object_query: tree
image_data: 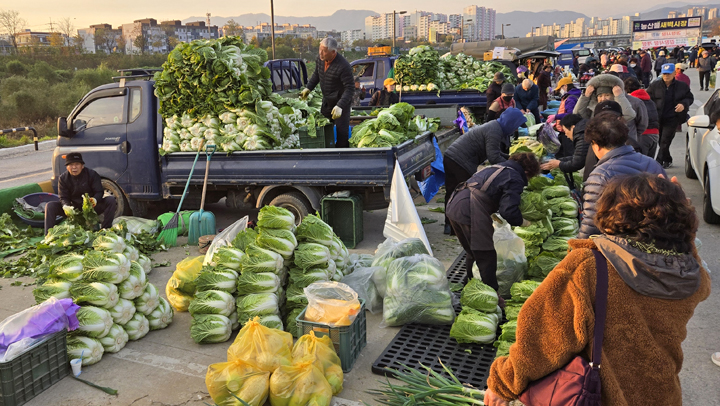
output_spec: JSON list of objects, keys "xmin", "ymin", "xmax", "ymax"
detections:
[
  {"xmin": 57, "ymin": 17, "xmax": 74, "ymax": 46},
  {"xmin": 132, "ymin": 28, "xmax": 147, "ymax": 54},
  {"xmin": 94, "ymin": 28, "xmax": 116, "ymax": 53},
  {"xmin": 115, "ymin": 35, "xmax": 126, "ymax": 54},
  {"xmin": 49, "ymin": 32, "xmax": 64, "ymax": 47},
  {"xmin": 0, "ymin": 9, "xmax": 27, "ymax": 52},
  {"xmin": 224, "ymin": 19, "xmax": 243, "ymax": 37}
]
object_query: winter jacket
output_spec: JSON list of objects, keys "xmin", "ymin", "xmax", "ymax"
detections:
[
  {"xmin": 697, "ymin": 55, "xmax": 717, "ymax": 72},
  {"xmin": 654, "ymin": 56, "xmax": 667, "ymax": 71},
  {"xmin": 488, "ymin": 237, "xmax": 710, "ymax": 405},
  {"xmin": 625, "ymin": 94, "xmax": 649, "ymax": 142},
  {"xmin": 514, "ymin": 84, "xmax": 539, "ymax": 111},
  {"xmin": 578, "ymin": 145, "xmax": 666, "ymax": 238},
  {"xmin": 486, "ymin": 81, "xmax": 503, "ymax": 107},
  {"xmin": 369, "ymin": 89, "xmax": 399, "ymax": 106},
  {"xmin": 640, "ymin": 53, "xmax": 652, "ymax": 73},
  {"xmin": 558, "ymin": 119, "xmax": 589, "ymax": 173},
  {"xmin": 572, "ymin": 75, "xmax": 636, "ymax": 124},
  {"xmin": 676, "ymin": 71, "xmax": 691, "ymax": 86},
  {"xmin": 537, "ymin": 72, "xmax": 552, "ymax": 107},
  {"xmin": 554, "ymin": 88, "xmax": 582, "ymax": 121},
  {"xmin": 689, "ymin": 48, "xmax": 698, "ymax": 61},
  {"xmin": 445, "ymin": 108, "xmax": 526, "ymax": 175},
  {"xmin": 630, "ymin": 89, "xmax": 659, "ymax": 135},
  {"xmin": 307, "ymin": 53, "xmax": 355, "ymax": 117},
  {"xmin": 58, "ymin": 167, "xmax": 104, "ymax": 209},
  {"xmin": 647, "ymin": 78, "xmax": 694, "ymax": 126}
]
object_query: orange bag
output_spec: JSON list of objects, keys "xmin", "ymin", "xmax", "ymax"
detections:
[
  {"xmin": 269, "ymin": 361, "xmax": 332, "ymax": 406},
  {"xmin": 291, "ymin": 331, "xmax": 343, "ymax": 395},
  {"xmin": 227, "ymin": 316, "xmax": 293, "ymax": 373},
  {"xmin": 205, "ymin": 359, "xmax": 270, "ymax": 406}
]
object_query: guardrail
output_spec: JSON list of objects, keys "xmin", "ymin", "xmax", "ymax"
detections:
[{"xmin": 0, "ymin": 127, "xmax": 38, "ymax": 150}]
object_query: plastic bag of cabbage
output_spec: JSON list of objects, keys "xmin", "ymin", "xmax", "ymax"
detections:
[
  {"xmin": 371, "ymin": 238, "xmax": 430, "ymax": 298},
  {"xmin": 382, "ymin": 254, "xmax": 455, "ymax": 326}
]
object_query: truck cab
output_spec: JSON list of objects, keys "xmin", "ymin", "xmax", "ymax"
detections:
[{"xmin": 351, "ymin": 55, "xmax": 397, "ymax": 96}]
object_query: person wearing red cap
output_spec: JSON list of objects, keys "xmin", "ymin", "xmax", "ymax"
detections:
[{"xmin": 44, "ymin": 152, "xmax": 117, "ymax": 234}]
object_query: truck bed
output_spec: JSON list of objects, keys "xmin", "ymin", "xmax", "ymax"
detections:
[{"xmin": 361, "ymin": 89, "xmax": 487, "ymax": 108}]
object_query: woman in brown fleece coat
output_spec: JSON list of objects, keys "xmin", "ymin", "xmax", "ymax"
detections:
[{"xmin": 484, "ymin": 174, "xmax": 711, "ymax": 406}]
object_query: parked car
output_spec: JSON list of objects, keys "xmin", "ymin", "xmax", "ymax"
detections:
[{"xmin": 685, "ymin": 89, "xmax": 720, "ymax": 223}]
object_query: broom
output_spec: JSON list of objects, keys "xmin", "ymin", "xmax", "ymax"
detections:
[{"xmin": 157, "ymin": 141, "xmax": 204, "ymax": 246}]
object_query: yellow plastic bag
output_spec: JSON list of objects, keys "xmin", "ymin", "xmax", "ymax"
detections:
[
  {"xmin": 170, "ymin": 256, "xmax": 204, "ymax": 294},
  {"xmin": 269, "ymin": 361, "xmax": 332, "ymax": 406},
  {"xmin": 292, "ymin": 331, "xmax": 343, "ymax": 395},
  {"xmin": 304, "ymin": 282, "xmax": 361, "ymax": 327},
  {"xmin": 227, "ymin": 317, "xmax": 293, "ymax": 373},
  {"xmin": 165, "ymin": 283, "xmax": 193, "ymax": 312},
  {"xmin": 206, "ymin": 359, "xmax": 270, "ymax": 406}
]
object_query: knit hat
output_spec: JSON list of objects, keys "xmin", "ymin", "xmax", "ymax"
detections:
[
  {"xmin": 555, "ymin": 76, "xmax": 574, "ymax": 91},
  {"xmin": 596, "ymin": 86, "xmax": 613, "ymax": 96},
  {"xmin": 494, "ymin": 71, "xmax": 506, "ymax": 81},
  {"xmin": 65, "ymin": 152, "xmax": 84, "ymax": 166},
  {"xmin": 501, "ymin": 83, "xmax": 515, "ymax": 95}
]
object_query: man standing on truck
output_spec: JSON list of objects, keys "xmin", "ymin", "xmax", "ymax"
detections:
[
  {"xmin": 44, "ymin": 153, "xmax": 118, "ymax": 234},
  {"xmin": 301, "ymin": 37, "xmax": 355, "ymax": 148}
]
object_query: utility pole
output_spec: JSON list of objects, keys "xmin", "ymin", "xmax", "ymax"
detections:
[
  {"xmin": 270, "ymin": 0, "xmax": 276, "ymax": 59},
  {"xmin": 502, "ymin": 23, "xmax": 511, "ymax": 39}
]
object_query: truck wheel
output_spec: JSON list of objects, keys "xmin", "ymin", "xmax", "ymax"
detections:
[
  {"xmin": 269, "ymin": 192, "xmax": 311, "ymax": 225},
  {"xmin": 703, "ymin": 172, "xmax": 720, "ymax": 224},
  {"xmin": 101, "ymin": 179, "xmax": 129, "ymax": 218}
]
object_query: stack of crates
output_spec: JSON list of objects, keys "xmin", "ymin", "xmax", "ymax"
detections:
[{"xmin": 321, "ymin": 194, "xmax": 363, "ymax": 249}]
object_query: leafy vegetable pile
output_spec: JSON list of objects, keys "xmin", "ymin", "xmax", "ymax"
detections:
[
  {"xmin": 33, "ymin": 229, "xmax": 170, "ymax": 366},
  {"xmin": 510, "ymin": 138, "xmax": 545, "ymax": 158},
  {"xmin": 394, "ymin": 46, "xmax": 441, "ymax": 91},
  {"xmin": 0, "ymin": 213, "xmax": 42, "ymax": 257},
  {"xmin": 349, "ymin": 103, "xmax": 440, "ymax": 148},
  {"xmin": 493, "ymin": 280, "xmax": 541, "ymax": 358},
  {"xmin": 450, "ymin": 279, "xmax": 502, "ymax": 344},
  {"xmin": 204, "ymin": 318, "xmax": 343, "ymax": 406}
]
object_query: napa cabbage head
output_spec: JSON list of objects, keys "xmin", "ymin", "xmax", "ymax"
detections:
[
  {"xmin": 242, "ymin": 244, "xmax": 284, "ymax": 274},
  {"xmin": 148, "ymin": 297, "xmax": 174, "ymax": 330},
  {"xmin": 118, "ymin": 261, "xmax": 148, "ymax": 300},
  {"xmin": 76, "ymin": 305, "xmax": 113, "ymax": 338},
  {"xmin": 191, "ymin": 314, "xmax": 232, "ymax": 344},
  {"xmin": 122, "ymin": 312, "xmax": 150, "ymax": 340},
  {"xmin": 189, "ymin": 290, "xmax": 236, "ymax": 316},
  {"xmin": 232, "ymin": 228, "xmax": 258, "ymax": 251},
  {"xmin": 81, "ymin": 251, "xmax": 126, "ymax": 284},
  {"xmin": 210, "ymin": 247, "xmax": 245, "ymax": 270},
  {"xmin": 67, "ymin": 335, "xmax": 104, "ymax": 366},
  {"xmin": 449, "ymin": 308, "xmax": 498, "ymax": 344},
  {"xmin": 257, "ymin": 206, "xmax": 296, "ymax": 231},
  {"xmin": 108, "ymin": 298, "xmax": 136, "ymax": 325},
  {"xmin": 99, "ymin": 323, "xmax": 129, "ymax": 353},
  {"xmin": 92, "ymin": 232, "xmax": 126, "ymax": 253},
  {"xmin": 236, "ymin": 272, "xmax": 281, "ymax": 295},
  {"xmin": 510, "ymin": 280, "xmax": 541, "ymax": 302},
  {"xmin": 49, "ymin": 254, "xmax": 84, "ymax": 281},
  {"xmin": 33, "ymin": 280, "xmax": 72, "ymax": 303},
  {"xmin": 460, "ymin": 278, "xmax": 499, "ymax": 313},
  {"xmin": 195, "ymin": 267, "xmax": 239, "ymax": 293},
  {"xmin": 296, "ymin": 214, "xmax": 334, "ymax": 246},
  {"xmin": 255, "ymin": 227, "xmax": 298, "ymax": 259},
  {"xmin": 134, "ymin": 283, "xmax": 160, "ymax": 315},
  {"xmin": 294, "ymin": 243, "xmax": 331, "ymax": 270},
  {"xmin": 70, "ymin": 282, "xmax": 119, "ymax": 308},
  {"xmin": 236, "ymin": 292, "xmax": 279, "ymax": 320}
]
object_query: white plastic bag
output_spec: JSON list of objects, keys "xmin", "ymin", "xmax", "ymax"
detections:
[
  {"xmin": 487, "ymin": 215, "xmax": 527, "ymax": 297},
  {"xmin": 204, "ymin": 216, "xmax": 248, "ymax": 265},
  {"xmin": 384, "ymin": 160, "xmax": 433, "ymax": 256},
  {"xmin": 341, "ymin": 266, "xmax": 383, "ymax": 313},
  {"xmin": 304, "ymin": 282, "xmax": 362, "ymax": 327},
  {"xmin": 112, "ymin": 216, "xmax": 159, "ymax": 235}
]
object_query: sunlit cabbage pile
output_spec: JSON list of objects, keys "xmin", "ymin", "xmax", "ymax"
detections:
[
  {"xmin": 350, "ymin": 103, "xmax": 440, "ymax": 148},
  {"xmin": 155, "ymin": 37, "xmax": 327, "ymax": 154}
]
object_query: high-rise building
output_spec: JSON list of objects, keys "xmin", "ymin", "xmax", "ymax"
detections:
[
  {"xmin": 364, "ymin": 13, "xmax": 398, "ymax": 41},
  {"xmin": 449, "ymin": 14, "xmax": 462, "ymax": 28},
  {"xmin": 463, "ymin": 5, "xmax": 496, "ymax": 41},
  {"xmin": 710, "ymin": 8, "xmax": 719, "ymax": 20}
]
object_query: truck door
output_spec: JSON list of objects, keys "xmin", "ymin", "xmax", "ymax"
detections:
[{"xmin": 59, "ymin": 88, "xmax": 129, "ymax": 182}]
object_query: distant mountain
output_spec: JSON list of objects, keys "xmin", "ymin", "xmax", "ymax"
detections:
[
  {"xmin": 496, "ymin": 11, "xmax": 589, "ymax": 38},
  {"xmin": 182, "ymin": 9, "xmax": 377, "ymax": 32}
]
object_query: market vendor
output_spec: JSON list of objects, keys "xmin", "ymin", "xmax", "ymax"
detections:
[
  {"xmin": 443, "ymin": 108, "xmax": 527, "ymax": 235},
  {"xmin": 446, "ymin": 152, "xmax": 540, "ymax": 295},
  {"xmin": 44, "ymin": 153, "xmax": 117, "ymax": 234},
  {"xmin": 301, "ymin": 37, "xmax": 354, "ymax": 148},
  {"xmin": 540, "ymin": 114, "xmax": 589, "ymax": 174},
  {"xmin": 369, "ymin": 78, "xmax": 399, "ymax": 106},
  {"xmin": 486, "ymin": 83, "xmax": 516, "ymax": 121}
]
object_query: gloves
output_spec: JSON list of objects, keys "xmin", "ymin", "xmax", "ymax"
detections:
[
  {"xmin": 331, "ymin": 106, "xmax": 343, "ymax": 120},
  {"xmin": 521, "ymin": 219, "xmax": 532, "ymax": 227},
  {"xmin": 300, "ymin": 89, "xmax": 310, "ymax": 100},
  {"xmin": 90, "ymin": 198, "xmax": 97, "ymax": 208}
]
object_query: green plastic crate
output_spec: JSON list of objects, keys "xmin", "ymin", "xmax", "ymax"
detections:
[
  {"xmin": 298, "ymin": 124, "xmax": 335, "ymax": 149},
  {"xmin": 296, "ymin": 299, "xmax": 366, "ymax": 373},
  {"xmin": 321, "ymin": 194, "xmax": 363, "ymax": 249},
  {"xmin": 0, "ymin": 330, "xmax": 69, "ymax": 406}
]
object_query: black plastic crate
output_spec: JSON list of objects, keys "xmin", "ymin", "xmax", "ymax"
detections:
[
  {"xmin": 0, "ymin": 330, "xmax": 69, "ymax": 406},
  {"xmin": 446, "ymin": 250, "xmax": 468, "ymax": 286},
  {"xmin": 321, "ymin": 195, "xmax": 363, "ymax": 249},
  {"xmin": 370, "ymin": 323, "xmax": 497, "ymax": 389}
]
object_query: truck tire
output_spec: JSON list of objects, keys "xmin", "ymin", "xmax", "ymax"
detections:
[
  {"xmin": 269, "ymin": 192, "xmax": 311, "ymax": 225},
  {"xmin": 101, "ymin": 179, "xmax": 129, "ymax": 218}
]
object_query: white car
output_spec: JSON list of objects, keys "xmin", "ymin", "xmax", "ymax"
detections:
[{"xmin": 686, "ymin": 89, "xmax": 720, "ymax": 224}]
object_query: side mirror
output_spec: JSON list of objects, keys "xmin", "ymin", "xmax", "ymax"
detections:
[
  {"xmin": 688, "ymin": 115, "xmax": 713, "ymax": 129},
  {"xmin": 57, "ymin": 117, "xmax": 73, "ymax": 137}
]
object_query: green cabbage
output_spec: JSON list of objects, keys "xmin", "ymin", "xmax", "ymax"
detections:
[
  {"xmin": 288, "ymin": 267, "xmax": 330, "ymax": 289},
  {"xmin": 107, "ymin": 298, "xmax": 136, "ymax": 325},
  {"xmin": 460, "ymin": 279, "xmax": 499, "ymax": 313},
  {"xmin": 70, "ymin": 282, "xmax": 119, "ymax": 308},
  {"xmin": 510, "ymin": 280, "xmax": 541, "ymax": 302},
  {"xmin": 99, "ymin": 323, "xmax": 129, "ymax": 353},
  {"xmin": 81, "ymin": 251, "xmax": 128, "ymax": 284},
  {"xmin": 498, "ymin": 320, "xmax": 517, "ymax": 342},
  {"xmin": 295, "ymin": 214, "xmax": 334, "ymax": 246},
  {"xmin": 528, "ymin": 251, "xmax": 564, "ymax": 278},
  {"xmin": 541, "ymin": 186, "xmax": 571, "ymax": 200},
  {"xmin": 241, "ymin": 244, "xmax": 284, "ymax": 274},
  {"xmin": 257, "ymin": 206, "xmax": 296, "ymax": 230},
  {"xmin": 542, "ymin": 236, "xmax": 571, "ymax": 254},
  {"xmin": 293, "ymin": 243, "xmax": 331, "ymax": 269},
  {"xmin": 122, "ymin": 312, "xmax": 150, "ymax": 340},
  {"xmin": 449, "ymin": 308, "xmax": 498, "ymax": 344},
  {"xmin": 210, "ymin": 247, "xmax": 245, "ymax": 270},
  {"xmin": 256, "ymin": 227, "xmax": 298, "ymax": 259},
  {"xmin": 519, "ymin": 191, "xmax": 549, "ymax": 221},
  {"xmin": 75, "ymin": 306, "xmax": 113, "ymax": 338},
  {"xmin": 148, "ymin": 297, "xmax": 174, "ymax": 330},
  {"xmin": 236, "ymin": 293, "xmax": 279, "ymax": 320},
  {"xmin": 551, "ymin": 218, "xmax": 579, "ymax": 237},
  {"xmin": 118, "ymin": 261, "xmax": 147, "ymax": 300},
  {"xmin": 67, "ymin": 335, "xmax": 104, "ymax": 366},
  {"xmin": 236, "ymin": 272, "xmax": 281, "ymax": 295},
  {"xmin": 189, "ymin": 290, "xmax": 236, "ymax": 317},
  {"xmin": 190, "ymin": 314, "xmax": 232, "ymax": 344},
  {"xmin": 257, "ymin": 314, "xmax": 283, "ymax": 330},
  {"xmin": 134, "ymin": 283, "xmax": 160, "ymax": 315},
  {"xmin": 232, "ymin": 228, "xmax": 258, "ymax": 251},
  {"xmin": 33, "ymin": 280, "xmax": 72, "ymax": 303},
  {"xmin": 92, "ymin": 232, "xmax": 126, "ymax": 253},
  {"xmin": 195, "ymin": 267, "xmax": 239, "ymax": 293},
  {"xmin": 48, "ymin": 254, "xmax": 84, "ymax": 281}
]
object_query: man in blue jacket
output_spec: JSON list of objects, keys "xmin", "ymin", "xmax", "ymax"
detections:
[
  {"xmin": 578, "ymin": 114, "xmax": 665, "ymax": 238},
  {"xmin": 514, "ymin": 79, "xmax": 540, "ymax": 124}
]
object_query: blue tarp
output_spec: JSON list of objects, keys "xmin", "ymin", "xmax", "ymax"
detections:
[{"xmin": 418, "ymin": 138, "xmax": 445, "ymax": 203}]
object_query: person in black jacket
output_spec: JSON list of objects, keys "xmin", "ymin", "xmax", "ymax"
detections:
[
  {"xmin": 540, "ymin": 114, "xmax": 589, "ymax": 175},
  {"xmin": 301, "ymin": 37, "xmax": 355, "ymax": 148},
  {"xmin": 647, "ymin": 63, "xmax": 694, "ymax": 168},
  {"xmin": 486, "ymin": 72, "xmax": 506, "ymax": 108},
  {"xmin": 369, "ymin": 78, "xmax": 400, "ymax": 106},
  {"xmin": 443, "ymin": 108, "xmax": 527, "ymax": 234},
  {"xmin": 446, "ymin": 152, "xmax": 540, "ymax": 291},
  {"xmin": 625, "ymin": 77, "xmax": 660, "ymax": 158},
  {"xmin": 44, "ymin": 153, "xmax": 117, "ymax": 234}
]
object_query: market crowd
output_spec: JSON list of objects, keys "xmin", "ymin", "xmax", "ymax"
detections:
[{"xmin": 441, "ymin": 45, "xmax": 713, "ymax": 405}]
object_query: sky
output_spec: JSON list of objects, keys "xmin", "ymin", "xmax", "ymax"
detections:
[{"xmin": 9, "ymin": 0, "xmax": 690, "ymax": 31}]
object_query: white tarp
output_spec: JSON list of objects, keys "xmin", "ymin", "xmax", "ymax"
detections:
[{"xmin": 384, "ymin": 160, "xmax": 433, "ymax": 255}]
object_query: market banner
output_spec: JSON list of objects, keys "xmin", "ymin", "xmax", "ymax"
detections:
[
  {"xmin": 632, "ymin": 17, "xmax": 702, "ymax": 49},
  {"xmin": 632, "ymin": 17, "xmax": 702, "ymax": 32}
]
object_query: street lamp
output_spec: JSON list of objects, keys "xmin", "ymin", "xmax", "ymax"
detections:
[
  {"xmin": 502, "ymin": 23, "xmax": 511, "ymax": 39},
  {"xmin": 270, "ymin": 0, "xmax": 276, "ymax": 59},
  {"xmin": 531, "ymin": 26, "xmax": 536, "ymax": 37},
  {"xmin": 393, "ymin": 10, "xmax": 406, "ymax": 52}
]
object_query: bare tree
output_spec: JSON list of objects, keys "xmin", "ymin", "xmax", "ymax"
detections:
[
  {"xmin": 57, "ymin": 17, "xmax": 74, "ymax": 47},
  {"xmin": 224, "ymin": 19, "xmax": 243, "ymax": 37},
  {"xmin": 115, "ymin": 34, "xmax": 126, "ymax": 54},
  {"xmin": 94, "ymin": 28, "xmax": 117, "ymax": 53},
  {"xmin": 0, "ymin": 9, "xmax": 27, "ymax": 52}
]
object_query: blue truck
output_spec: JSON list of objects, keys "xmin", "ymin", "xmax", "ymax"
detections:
[{"xmin": 52, "ymin": 63, "xmax": 459, "ymax": 222}]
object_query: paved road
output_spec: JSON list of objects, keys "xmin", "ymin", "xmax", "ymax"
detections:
[{"xmin": 0, "ymin": 148, "xmax": 53, "ymax": 189}]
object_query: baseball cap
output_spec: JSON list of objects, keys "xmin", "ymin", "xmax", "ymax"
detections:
[
  {"xmin": 501, "ymin": 83, "xmax": 515, "ymax": 95},
  {"xmin": 595, "ymin": 101, "xmax": 622, "ymax": 115},
  {"xmin": 65, "ymin": 152, "xmax": 84, "ymax": 166},
  {"xmin": 661, "ymin": 63, "xmax": 675, "ymax": 74},
  {"xmin": 383, "ymin": 78, "xmax": 396, "ymax": 87},
  {"xmin": 555, "ymin": 76, "xmax": 574, "ymax": 91}
]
